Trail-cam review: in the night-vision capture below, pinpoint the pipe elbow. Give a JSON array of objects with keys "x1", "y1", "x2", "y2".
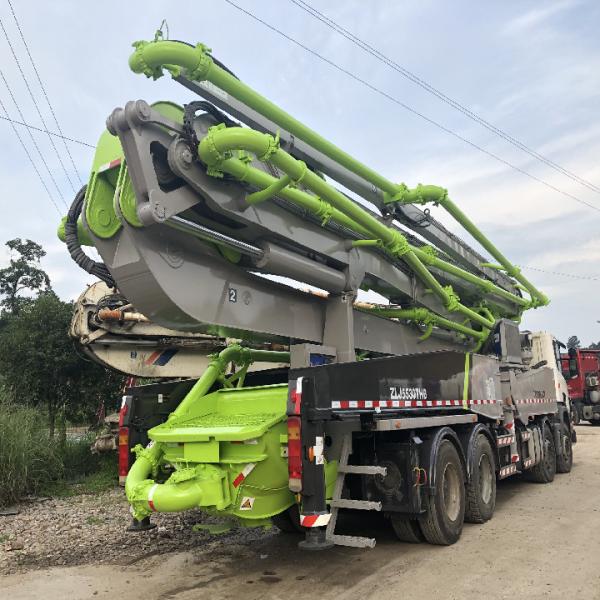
[
  {"x1": 126, "y1": 462, "x2": 229, "y2": 520},
  {"x1": 129, "y1": 40, "x2": 213, "y2": 81},
  {"x1": 199, "y1": 126, "x2": 274, "y2": 168}
]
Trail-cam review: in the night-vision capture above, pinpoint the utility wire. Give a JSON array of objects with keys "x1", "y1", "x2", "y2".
[
  {"x1": 0, "y1": 15, "x2": 76, "y2": 195},
  {"x1": 521, "y1": 266, "x2": 600, "y2": 282},
  {"x1": 7, "y1": 0, "x2": 84, "y2": 185},
  {"x1": 0, "y1": 69, "x2": 68, "y2": 208},
  {"x1": 221, "y1": 0, "x2": 600, "y2": 214},
  {"x1": 0, "y1": 95, "x2": 61, "y2": 215},
  {"x1": 290, "y1": 0, "x2": 600, "y2": 197},
  {"x1": 0, "y1": 113, "x2": 95, "y2": 147}
]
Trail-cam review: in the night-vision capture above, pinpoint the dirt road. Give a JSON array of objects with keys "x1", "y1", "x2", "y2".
[{"x1": 3, "y1": 425, "x2": 600, "y2": 600}]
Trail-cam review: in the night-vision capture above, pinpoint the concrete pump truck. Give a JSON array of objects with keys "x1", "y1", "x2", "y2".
[{"x1": 59, "y1": 32, "x2": 574, "y2": 549}]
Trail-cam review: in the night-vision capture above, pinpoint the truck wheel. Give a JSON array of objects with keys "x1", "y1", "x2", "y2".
[
  {"x1": 390, "y1": 516, "x2": 423, "y2": 543},
  {"x1": 419, "y1": 440, "x2": 465, "y2": 545},
  {"x1": 465, "y1": 434, "x2": 496, "y2": 523},
  {"x1": 272, "y1": 504, "x2": 302, "y2": 533},
  {"x1": 556, "y1": 422, "x2": 573, "y2": 473},
  {"x1": 526, "y1": 424, "x2": 556, "y2": 483}
]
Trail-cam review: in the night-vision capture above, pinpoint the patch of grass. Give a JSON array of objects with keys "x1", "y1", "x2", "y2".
[
  {"x1": 0, "y1": 403, "x2": 119, "y2": 506},
  {"x1": 40, "y1": 454, "x2": 118, "y2": 498},
  {"x1": 75, "y1": 454, "x2": 118, "y2": 494},
  {"x1": 0, "y1": 534, "x2": 9, "y2": 544},
  {"x1": 0, "y1": 403, "x2": 63, "y2": 506},
  {"x1": 85, "y1": 515, "x2": 104, "y2": 526}
]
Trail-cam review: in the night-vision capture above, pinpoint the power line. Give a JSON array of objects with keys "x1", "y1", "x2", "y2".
[
  {"x1": 0, "y1": 15, "x2": 77, "y2": 195},
  {"x1": 0, "y1": 69, "x2": 68, "y2": 208},
  {"x1": 289, "y1": 0, "x2": 600, "y2": 197},
  {"x1": 521, "y1": 266, "x2": 600, "y2": 282},
  {"x1": 221, "y1": 0, "x2": 600, "y2": 214},
  {"x1": 0, "y1": 94, "x2": 61, "y2": 215},
  {"x1": 0, "y1": 113, "x2": 95, "y2": 147},
  {"x1": 6, "y1": 0, "x2": 84, "y2": 185}
]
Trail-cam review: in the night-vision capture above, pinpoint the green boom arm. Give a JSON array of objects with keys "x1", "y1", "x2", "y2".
[{"x1": 128, "y1": 38, "x2": 548, "y2": 314}]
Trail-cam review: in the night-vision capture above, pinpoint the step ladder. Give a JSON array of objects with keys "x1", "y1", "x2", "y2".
[{"x1": 325, "y1": 434, "x2": 387, "y2": 548}]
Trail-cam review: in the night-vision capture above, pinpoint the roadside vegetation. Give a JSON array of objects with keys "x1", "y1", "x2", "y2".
[
  {"x1": 0, "y1": 238, "x2": 122, "y2": 507},
  {"x1": 0, "y1": 402, "x2": 117, "y2": 506}
]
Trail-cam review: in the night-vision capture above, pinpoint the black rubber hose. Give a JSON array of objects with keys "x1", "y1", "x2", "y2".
[
  {"x1": 183, "y1": 100, "x2": 239, "y2": 150},
  {"x1": 64, "y1": 185, "x2": 115, "y2": 288}
]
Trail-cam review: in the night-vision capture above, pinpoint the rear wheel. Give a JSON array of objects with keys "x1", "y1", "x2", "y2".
[
  {"x1": 526, "y1": 424, "x2": 556, "y2": 483},
  {"x1": 419, "y1": 440, "x2": 465, "y2": 545},
  {"x1": 465, "y1": 434, "x2": 496, "y2": 523},
  {"x1": 556, "y1": 421, "x2": 573, "y2": 473},
  {"x1": 390, "y1": 515, "x2": 423, "y2": 543}
]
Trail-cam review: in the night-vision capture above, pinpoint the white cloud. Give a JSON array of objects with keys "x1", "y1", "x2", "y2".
[{"x1": 502, "y1": 1, "x2": 579, "y2": 35}]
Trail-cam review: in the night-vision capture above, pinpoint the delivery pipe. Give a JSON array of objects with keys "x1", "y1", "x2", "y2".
[
  {"x1": 128, "y1": 38, "x2": 546, "y2": 312},
  {"x1": 197, "y1": 126, "x2": 495, "y2": 331}
]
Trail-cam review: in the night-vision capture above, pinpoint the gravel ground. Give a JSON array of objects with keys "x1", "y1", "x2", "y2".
[
  {"x1": 2, "y1": 425, "x2": 600, "y2": 600},
  {"x1": 0, "y1": 488, "x2": 273, "y2": 575}
]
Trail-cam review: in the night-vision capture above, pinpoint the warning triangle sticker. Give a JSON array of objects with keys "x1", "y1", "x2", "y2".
[{"x1": 240, "y1": 496, "x2": 255, "y2": 510}]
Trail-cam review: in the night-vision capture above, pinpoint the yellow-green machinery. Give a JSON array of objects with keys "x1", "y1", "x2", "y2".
[{"x1": 60, "y1": 33, "x2": 573, "y2": 549}]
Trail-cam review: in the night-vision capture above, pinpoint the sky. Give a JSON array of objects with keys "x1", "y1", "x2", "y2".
[{"x1": 0, "y1": 0, "x2": 599, "y2": 344}]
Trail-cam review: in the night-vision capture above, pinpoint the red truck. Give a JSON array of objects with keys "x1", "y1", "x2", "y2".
[{"x1": 561, "y1": 348, "x2": 600, "y2": 425}]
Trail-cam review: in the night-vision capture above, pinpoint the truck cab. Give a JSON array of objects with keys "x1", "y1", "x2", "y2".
[
  {"x1": 560, "y1": 347, "x2": 600, "y2": 424},
  {"x1": 529, "y1": 331, "x2": 570, "y2": 411}
]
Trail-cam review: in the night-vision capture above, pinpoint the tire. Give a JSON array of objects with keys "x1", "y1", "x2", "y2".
[
  {"x1": 272, "y1": 504, "x2": 302, "y2": 533},
  {"x1": 419, "y1": 440, "x2": 465, "y2": 545},
  {"x1": 556, "y1": 421, "x2": 573, "y2": 473},
  {"x1": 572, "y1": 409, "x2": 580, "y2": 426},
  {"x1": 390, "y1": 515, "x2": 424, "y2": 543},
  {"x1": 526, "y1": 424, "x2": 556, "y2": 483},
  {"x1": 465, "y1": 434, "x2": 496, "y2": 524}
]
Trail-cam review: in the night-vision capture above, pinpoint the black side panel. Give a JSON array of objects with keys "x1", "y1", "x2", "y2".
[
  {"x1": 290, "y1": 351, "x2": 467, "y2": 409},
  {"x1": 124, "y1": 380, "x2": 195, "y2": 463}
]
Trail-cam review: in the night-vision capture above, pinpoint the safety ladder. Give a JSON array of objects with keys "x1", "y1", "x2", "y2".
[{"x1": 325, "y1": 434, "x2": 387, "y2": 548}]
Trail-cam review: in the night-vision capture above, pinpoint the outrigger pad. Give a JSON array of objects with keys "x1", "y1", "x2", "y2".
[
  {"x1": 127, "y1": 517, "x2": 157, "y2": 532},
  {"x1": 298, "y1": 527, "x2": 334, "y2": 551}
]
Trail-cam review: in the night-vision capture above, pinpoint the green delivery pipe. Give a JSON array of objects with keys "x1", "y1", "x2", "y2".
[
  {"x1": 128, "y1": 39, "x2": 400, "y2": 197},
  {"x1": 362, "y1": 306, "x2": 488, "y2": 341},
  {"x1": 173, "y1": 344, "x2": 289, "y2": 418},
  {"x1": 125, "y1": 344, "x2": 290, "y2": 520},
  {"x1": 389, "y1": 185, "x2": 548, "y2": 307},
  {"x1": 128, "y1": 38, "x2": 546, "y2": 314},
  {"x1": 411, "y1": 247, "x2": 530, "y2": 308},
  {"x1": 198, "y1": 126, "x2": 495, "y2": 331},
  {"x1": 212, "y1": 154, "x2": 372, "y2": 237}
]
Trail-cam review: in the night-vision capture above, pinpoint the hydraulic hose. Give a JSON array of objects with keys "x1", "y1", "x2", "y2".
[{"x1": 64, "y1": 186, "x2": 115, "y2": 288}]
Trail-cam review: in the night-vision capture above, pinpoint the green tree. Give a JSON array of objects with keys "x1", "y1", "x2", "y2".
[
  {"x1": 0, "y1": 292, "x2": 121, "y2": 435},
  {"x1": 0, "y1": 238, "x2": 50, "y2": 314},
  {"x1": 567, "y1": 335, "x2": 581, "y2": 350}
]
